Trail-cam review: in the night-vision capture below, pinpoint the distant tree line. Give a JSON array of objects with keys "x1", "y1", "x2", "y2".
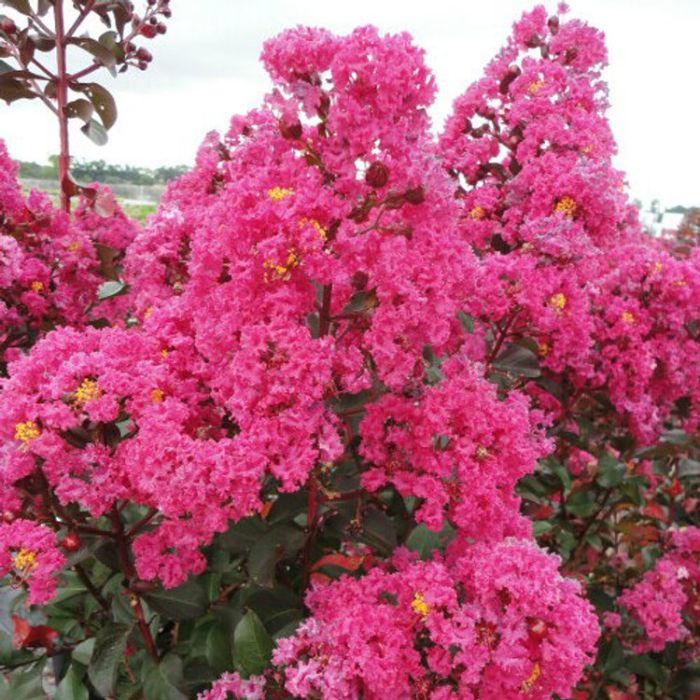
[{"x1": 18, "y1": 156, "x2": 188, "y2": 186}]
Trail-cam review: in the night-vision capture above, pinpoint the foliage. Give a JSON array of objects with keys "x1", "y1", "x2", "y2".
[
  {"x1": 0, "y1": 4, "x2": 698, "y2": 700},
  {"x1": 19, "y1": 158, "x2": 188, "y2": 187}
]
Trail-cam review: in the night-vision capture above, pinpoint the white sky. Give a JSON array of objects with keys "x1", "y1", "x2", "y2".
[{"x1": 1, "y1": 0, "x2": 698, "y2": 206}]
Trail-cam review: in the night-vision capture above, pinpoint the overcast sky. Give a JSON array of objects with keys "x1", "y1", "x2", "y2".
[{"x1": 2, "y1": 0, "x2": 698, "y2": 206}]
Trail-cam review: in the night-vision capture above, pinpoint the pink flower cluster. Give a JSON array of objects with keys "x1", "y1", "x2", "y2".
[
  {"x1": 210, "y1": 541, "x2": 598, "y2": 699},
  {"x1": 360, "y1": 357, "x2": 550, "y2": 536},
  {"x1": 0, "y1": 141, "x2": 137, "y2": 372},
  {"x1": 618, "y1": 527, "x2": 700, "y2": 652},
  {"x1": 437, "y1": 4, "x2": 700, "y2": 444},
  {"x1": 6, "y1": 4, "x2": 698, "y2": 693},
  {"x1": 0, "y1": 519, "x2": 65, "y2": 604}
]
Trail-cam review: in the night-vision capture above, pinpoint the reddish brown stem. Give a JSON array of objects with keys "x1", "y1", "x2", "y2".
[
  {"x1": 74, "y1": 562, "x2": 110, "y2": 611},
  {"x1": 125, "y1": 507, "x2": 159, "y2": 538},
  {"x1": 69, "y1": 62, "x2": 101, "y2": 82},
  {"x1": 53, "y1": 0, "x2": 71, "y2": 212},
  {"x1": 111, "y1": 507, "x2": 159, "y2": 661},
  {"x1": 301, "y1": 284, "x2": 334, "y2": 591},
  {"x1": 301, "y1": 475, "x2": 320, "y2": 591},
  {"x1": 66, "y1": 0, "x2": 95, "y2": 38},
  {"x1": 485, "y1": 310, "x2": 519, "y2": 367}
]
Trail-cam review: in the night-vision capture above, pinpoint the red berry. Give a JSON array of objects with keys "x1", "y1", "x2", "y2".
[
  {"x1": 365, "y1": 161, "x2": 390, "y2": 189},
  {"x1": 61, "y1": 532, "x2": 81, "y2": 552},
  {"x1": 1, "y1": 18, "x2": 17, "y2": 34},
  {"x1": 139, "y1": 24, "x2": 157, "y2": 38}
]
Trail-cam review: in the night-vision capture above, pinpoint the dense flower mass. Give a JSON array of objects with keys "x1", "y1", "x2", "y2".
[
  {"x1": 618, "y1": 527, "x2": 700, "y2": 653},
  {"x1": 0, "y1": 141, "x2": 137, "y2": 374},
  {"x1": 0, "y1": 519, "x2": 65, "y2": 604},
  {"x1": 360, "y1": 357, "x2": 550, "y2": 537},
  {"x1": 1, "y1": 3, "x2": 699, "y2": 698},
  {"x1": 202, "y1": 542, "x2": 598, "y2": 699}
]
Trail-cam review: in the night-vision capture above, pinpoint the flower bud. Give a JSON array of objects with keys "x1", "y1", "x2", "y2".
[
  {"x1": 61, "y1": 532, "x2": 81, "y2": 552},
  {"x1": 405, "y1": 186, "x2": 425, "y2": 205},
  {"x1": 365, "y1": 161, "x2": 389, "y2": 189}
]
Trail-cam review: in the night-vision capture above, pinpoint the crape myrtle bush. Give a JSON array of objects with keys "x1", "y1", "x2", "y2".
[{"x1": 0, "y1": 3, "x2": 699, "y2": 699}]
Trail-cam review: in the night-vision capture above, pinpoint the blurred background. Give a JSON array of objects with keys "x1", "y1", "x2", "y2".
[{"x1": 3, "y1": 0, "x2": 698, "y2": 221}]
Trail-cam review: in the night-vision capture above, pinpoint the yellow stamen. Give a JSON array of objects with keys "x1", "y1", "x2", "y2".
[
  {"x1": 144, "y1": 306, "x2": 154, "y2": 319},
  {"x1": 411, "y1": 592, "x2": 430, "y2": 617},
  {"x1": 160, "y1": 349, "x2": 169, "y2": 359},
  {"x1": 475, "y1": 446, "x2": 489, "y2": 461},
  {"x1": 150, "y1": 388, "x2": 165, "y2": 403},
  {"x1": 30, "y1": 280, "x2": 44, "y2": 293},
  {"x1": 582, "y1": 144, "x2": 594, "y2": 155},
  {"x1": 653, "y1": 261, "x2": 663, "y2": 274},
  {"x1": 263, "y1": 248, "x2": 300, "y2": 281},
  {"x1": 538, "y1": 341, "x2": 550, "y2": 357},
  {"x1": 470, "y1": 206, "x2": 486, "y2": 220},
  {"x1": 554, "y1": 196, "x2": 577, "y2": 219},
  {"x1": 73, "y1": 378, "x2": 102, "y2": 407},
  {"x1": 528, "y1": 80, "x2": 545, "y2": 95},
  {"x1": 621, "y1": 311, "x2": 635, "y2": 324},
  {"x1": 549, "y1": 293, "x2": 567, "y2": 312},
  {"x1": 521, "y1": 662, "x2": 541, "y2": 693},
  {"x1": 14, "y1": 421, "x2": 40, "y2": 448},
  {"x1": 13, "y1": 548, "x2": 37, "y2": 574},
  {"x1": 67, "y1": 241, "x2": 80, "y2": 252},
  {"x1": 268, "y1": 186, "x2": 294, "y2": 201},
  {"x1": 299, "y1": 217, "x2": 327, "y2": 241}
]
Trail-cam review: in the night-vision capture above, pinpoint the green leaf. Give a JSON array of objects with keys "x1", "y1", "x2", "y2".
[
  {"x1": 142, "y1": 654, "x2": 188, "y2": 700},
  {"x1": 247, "y1": 525, "x2": 305, "y2": 588},
  {"x1": 566, "y1": 489, "x2": 597, "y2": 518},
  {"x1": 545, "y1": 458, "x2": 572, "y2": 493},
  {"x1": 219, "y1": 517, "x2": 268, "y2": 554},
  {"x1": 72, "y1": 638, "x2": 95, "y2": 666},
  {"x1": 680, "y1": 458, "x2": 700, "y2": 477},
  {"x1": 627, "y1": 654, "x2": 665, "y2": 684},
  {"x1": 341, "y1": 289, "x2": 378, "y2": 315},
  {"x1": 64, "y1": 98, "x2": 94, "y2": 123},
  {"x1": 492, "y1": 342, "x2": 540, "y2": 378},
  {"x1": 405, "y1": 522, "x2": 454, "y2": 560},
  {"x1": 206, "y1": 622, "x2": 233, "y2": 674},
  {"x1": 81, "y1": 118, "x2": 108, "y2": 146},
  {"x1": 0, "y1": 1, "x2": 31, "y2": 15},
  {"x1": 246, "y1": 587, "x2": 302, "y2": 636},
  {"x1": 182, "y1": 657, "x2": 217, "y2": 693},
  {"x1": 457, "y1": 311, "x2": 474, "y2": 333},
  {"x1": 87, "y1": 622, "x2": 132, "y2": 698},
  {"x1": 266, "y1": 492, "x2": 308, "y2": 525},
  {"x1": 69, "y1": 37, "x2": 117, "y2": 69},
  {"x1": 0, "y1": 77, "x2": 36, "y2": 104},
  {"x1": 144, "y1": 580, "x2": 208, "y2": 621},
  {"x1": 599, "y1": 637, "x2": 625, "y2": 677},
  {"x1": 516, "y1": 474, "x2": 552, "y2": 498},
  {"x1": 361, "y1": 507, "x2": 397, "y2": 556},
  {"x1": 233, "y1": 610, "x2": 273, "y2": 676},
  {"x1": 0, "y1": 664, "x2": 43, "y2": 700},
  {"x1": 596, "y1": 454, "x2": 626, "y2": 488},
  {"x1": 97, "y1": 280, "x2": 128, "y2": 301},
  {"x1": 532, "y1": 520, "x2": 553, "y2": 537},
  {"x1": 55, "y1": 663, "x2": 88, "y2": 700},
  {"x1": 75, "y1": 82, "x2": 117, "y2": 130}
]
